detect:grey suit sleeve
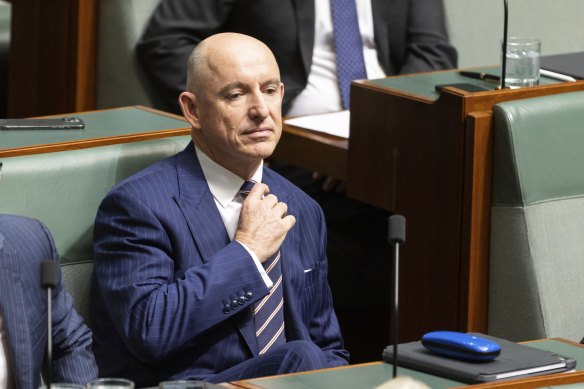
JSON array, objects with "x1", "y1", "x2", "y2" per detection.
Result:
[
  {"x1": 397, "y1": 0, "x2": 458, "y2": 73},
  {"x1": 136, "y1": 0, "x2": 236, "y2": 113}
]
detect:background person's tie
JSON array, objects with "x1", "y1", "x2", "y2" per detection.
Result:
[
  {"x1": 238, "y1": 181, "x2": 286, "y2": 354},
  {"x1": 330, "y1": 0, "x2": 368, "y2": 109}
]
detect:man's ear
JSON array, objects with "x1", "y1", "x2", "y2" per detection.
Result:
[{"x1": 179, "y1": 92, "x2": 201, "y2": 129}]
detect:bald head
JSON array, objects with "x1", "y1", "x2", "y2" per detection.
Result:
[
  {"x1": 178, "y1": 33, "x2": 285, "y2": 179},
  {"x1": 186, "y1": 33, "x2": 280, "y2": 94}
]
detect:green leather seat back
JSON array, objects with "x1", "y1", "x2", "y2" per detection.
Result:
[
  {"x1": 488, "y1": 91, "x2": 584, "y2": 342},
  {"x1": 0, "y1": 136, "x2": 190, "y2": 322}
]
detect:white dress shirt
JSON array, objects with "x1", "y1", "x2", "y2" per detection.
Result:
[
  {"x1": 195, "y1": 146, "x2": 273, "y2": 288},
  {"x1": 0, "y1": 314, "x2": 12, "y2": 389},
  {"x1": 287, "y1": 0, "x2": 386, "y2": 116}
]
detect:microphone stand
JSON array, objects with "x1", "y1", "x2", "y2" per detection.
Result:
[
  {"x1": 41, "y1": 260, "x2": 59, "y2": 388},
  {"x1": 388, "y1": 214, "x2": 406, "y2": 378},
  {"x1": 501, "y1": 0, "x2": 509, "y2": 89}
]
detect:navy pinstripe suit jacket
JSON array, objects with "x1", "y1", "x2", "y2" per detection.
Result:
[
  {"x1": 0, "y1": 215, "x2": 97, "y2": 389},
  {"x1": 91, "y1": 142, "x2": 348, "y2": 385}
]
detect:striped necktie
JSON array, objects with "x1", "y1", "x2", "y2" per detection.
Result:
[
  {"x1": 253, "y1": 250, "x2": 286, "y2": 354},
  {"x1": 238, "y1": 180, "x2": 286, "y2": 354},
  {"x1": 238, "y1": 181, "x2": 286, "y2": 355},
  {"x1": 330, "y1": 0, "x2": 368, "y2": 109}
]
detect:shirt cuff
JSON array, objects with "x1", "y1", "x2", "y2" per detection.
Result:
[{"x1": 235, "y1": 240, "x2": 273, "y2": 288}]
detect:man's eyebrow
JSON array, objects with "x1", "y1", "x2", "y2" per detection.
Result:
[
  {"x1": 262, "y1": 78, "x2": 282, "y2": 86},
  {"x1": 218, "y1": 82, "x2": 246, "y2": 96},
  {"x1": 217, "y1": 79, "x2": 281, "y2": 96}
]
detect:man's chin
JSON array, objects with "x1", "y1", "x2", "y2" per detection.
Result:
[{"x1": 243, "y1": 141, "x2": 277, "y2": 158}]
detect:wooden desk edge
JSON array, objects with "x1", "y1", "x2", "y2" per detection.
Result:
[
  {"x1": 229, "y1": 361, "x2": 383, "y2": 388},
  {"x1": 230, "y1": 339, "x2": 584, "y2": 389},
  {"x1": 0, "y1": 106, "x2": 190, "y2": 158}
]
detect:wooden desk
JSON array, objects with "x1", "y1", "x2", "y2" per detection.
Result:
[
  {"x1": 272, "y1": 70, "x2": 584, "y2": 341},
  {"x1": 0, "y1": 106, "x2": 189, "y2": 158},
  {"x1": 230, "y1": 339, "x2": 584, "y2": 389},
  {"x1": 274, "y1": 121, "x2": 348, "y2": 181}
]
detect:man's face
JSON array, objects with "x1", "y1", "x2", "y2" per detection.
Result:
[{"x1": 181, "y1": 41, "x2": 284, "y2": 177}]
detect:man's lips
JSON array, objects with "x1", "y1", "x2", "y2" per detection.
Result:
[{"x1": 242, "y1": 127, "x2": 274, "y2": 137}]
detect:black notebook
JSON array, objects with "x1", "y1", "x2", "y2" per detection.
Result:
[
  {"x1": 541, "y1": 52, "x2": 584, "y2": 80},
  {"x1": 383, "y1": 333, "x2": 576, "y2": 384}
]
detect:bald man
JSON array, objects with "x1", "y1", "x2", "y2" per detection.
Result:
[{"x1": 91, "y1": 33, "x2": 349, "y2": 386}]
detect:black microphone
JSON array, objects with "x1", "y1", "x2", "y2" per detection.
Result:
[
  {"x1": 388, "y1": 214, "x2": 406, "y2": 378},
  {"x1": 500, "y1": 0, "x2": 509, "y2": 89},
  {"x1": 41, "y1": 260, "x2": 59, "y2": 388}
]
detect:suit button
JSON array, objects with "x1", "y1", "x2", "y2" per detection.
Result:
[
  {"x1": 223, "y1": 305, "x2": 231, "y2": 314},
  {"x1": 245, "y1": 291, "x2": 253, "y2": 300},
  {"x1": 231, "y1": 300, "x2": 239, "y2": 309},
  {"x1": 238, "y1": 296, "x2": 246, "y2": 305}
]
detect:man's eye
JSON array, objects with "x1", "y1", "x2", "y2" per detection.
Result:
[
  {"x1": 264, "y1": 87, "x2": 277, "y2": 95},
  {"x1": 227, "y1": 92, "x2": 243, "y2": 100}
]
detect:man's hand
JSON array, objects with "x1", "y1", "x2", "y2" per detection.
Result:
[{"x1": 234, "y1": 183, "x2": 296, "y2": 262}]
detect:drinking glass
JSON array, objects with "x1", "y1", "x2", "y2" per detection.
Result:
[
  {"x1": 87, "y1": 378, "x2": 134, "y2": 389},
  {"x1": 503, "y1": 37, "x2": 541, "y2": 88},
  {"x1": 158, "y1": 380, "x2": 207, "y2": 389}
]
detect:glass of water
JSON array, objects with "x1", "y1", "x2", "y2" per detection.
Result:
[
  {"x1": 87, "y1": 378, "x2": 134, "y2": 389},
  {"x1": 503, "y1": 37, "x2": 541, "y2": 88}
]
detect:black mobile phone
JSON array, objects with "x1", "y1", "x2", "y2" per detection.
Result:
[{"x1": 0, "y1": 117, "x2": 85, "y2": 130}]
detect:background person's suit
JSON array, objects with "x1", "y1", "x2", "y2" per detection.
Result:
[
  {"x1": 0, "y1": 214, "x2": 97, "y2": 389},
  {"x1": 137, "y1": 0, "x2": 457, "y2": 114},
  {"x1": 91, "y1": 142, "x2": 348, "y2": 386}
]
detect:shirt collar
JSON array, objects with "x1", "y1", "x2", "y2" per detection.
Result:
[{"x1": 195, "y1": 145, "x2": 263, "y2": 208}]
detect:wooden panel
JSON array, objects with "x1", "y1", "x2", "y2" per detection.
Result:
[
  {"x1": 7, "y1": 0, "x2": 98, "y2": 118},
  {"x1": 460, "y1": 111, "x2": 494, "y2": 333},
  {"x1": 345, "y1": 76, "x2": 584, "y2": 342},
  {"x1": 347, "y1": 83, "x2": 467, "y2": 341},
  {"x1": 274, "y1": 124, "x2": 348, "y2": 181}
]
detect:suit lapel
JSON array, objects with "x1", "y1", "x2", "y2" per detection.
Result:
[
  {"x1": 173, "y1": 143, "x2": 231, "y2": 262},
  {"x1": 292, "y1": 0, "x2": 315, "y2": 75},
  {"x1": 0, "y1": 257, "x2": 36, "y2": 389},
  {"x1": 172, "y1": 144, "x2": 263, "y2": 355}
]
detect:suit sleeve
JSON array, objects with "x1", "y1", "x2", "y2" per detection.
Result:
[
  {"x1": 395, "y1": 0, "x2": 458, "y2": 74},
  {"x1": 35, "y1": 220, "x2": 98, "y2": 384},
  {"x1": 93, "y1": 188, "x2": 269, "y2": 362},
  {"x1": 136, "y1": 0, "x2": 236, "y2": 113}
]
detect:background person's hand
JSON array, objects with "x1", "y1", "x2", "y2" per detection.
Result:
[
  {"x1": 312, "y1": 171, "x2": 345, "y2": 193},
  {"x1": 235, "y1": 183, "x2": 296, "y2": 262}
]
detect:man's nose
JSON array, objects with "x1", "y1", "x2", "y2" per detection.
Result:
[{"x1": 248, "y1": 92, "x2": 269, "y2": 119}]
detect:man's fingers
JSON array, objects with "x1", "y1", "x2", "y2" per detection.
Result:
[
  {"x1": 273, "y1": 201, "x2": 288, "y2": 218},
  {"x1": 263, "y1": 193, "x2": 278, "y2": 206},
  {"x1": 247, "y1": 182, "x2": 269, "y2": 200},
  {"x1": 282, "y1": 214, "x2": 296, "y2": 230}
]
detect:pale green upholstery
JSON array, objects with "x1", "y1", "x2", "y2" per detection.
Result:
[
  {"x1": 0, "y1": 136, "x2": 190, "y2": 323},
  {"x1": 96, "y1": 0, "x2": 162, "y2": 109},
  {"x1": 488, "y1": 91, "x2": 584, "y2": 343},
  {"x1": 444, "y1": 0, "x2": 584, "y2": 68}
]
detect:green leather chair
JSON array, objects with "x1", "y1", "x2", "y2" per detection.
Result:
[
  {"x1": 0, "y1": 136, "x2": 190, "y2": 324},
  {"x1": 488, "y1": 91, "x2": 584, "y2": 343}
]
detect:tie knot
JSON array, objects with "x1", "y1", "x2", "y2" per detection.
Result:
[{"x1": 238, "y1": 180, "x2": 257, "y2": 198}]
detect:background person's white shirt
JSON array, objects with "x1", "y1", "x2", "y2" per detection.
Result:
[
  {"x1": 0, "y1": 314, "x2": 13, "y2": 389},
  {"x1": 287, "y1": 0, "x2": 386, "y2": 116}
]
